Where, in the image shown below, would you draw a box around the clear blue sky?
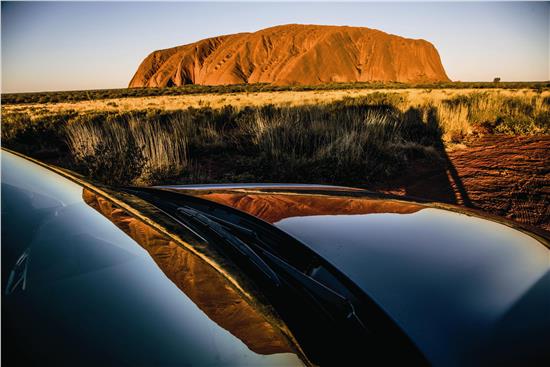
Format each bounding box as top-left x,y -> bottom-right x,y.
2,1 -> 549,93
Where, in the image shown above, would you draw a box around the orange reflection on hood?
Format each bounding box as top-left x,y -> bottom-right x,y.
82,189 -> 297,356
193,192 -> 424,223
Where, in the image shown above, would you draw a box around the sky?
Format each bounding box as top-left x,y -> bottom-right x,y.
1,1 -> 549,93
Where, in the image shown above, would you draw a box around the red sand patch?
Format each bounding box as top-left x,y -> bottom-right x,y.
372,135 -> 550,232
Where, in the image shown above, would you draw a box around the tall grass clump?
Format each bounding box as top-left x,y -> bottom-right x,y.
435,103 -> 471,142
65,115 -> 190,185
128,116 -> 189,183
236,104 -> 440,182
65,118 -> 145,185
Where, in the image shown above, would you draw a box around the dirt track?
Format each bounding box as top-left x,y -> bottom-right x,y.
373,135 -> 550,232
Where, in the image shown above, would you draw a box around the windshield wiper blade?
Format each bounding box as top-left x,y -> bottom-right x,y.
200,212 -> 259,239
177,206 -> 281,287
126,188 -> 367,332
259,248 -> 366,329
181,206 -> 367,331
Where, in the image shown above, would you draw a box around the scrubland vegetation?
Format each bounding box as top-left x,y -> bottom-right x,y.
2,88 -> 549,186
2,81 -> 547,105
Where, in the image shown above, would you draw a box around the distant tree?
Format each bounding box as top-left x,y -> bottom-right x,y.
493,77 -> 501,83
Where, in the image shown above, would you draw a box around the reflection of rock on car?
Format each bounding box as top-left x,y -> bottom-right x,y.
2,149 -> 549,366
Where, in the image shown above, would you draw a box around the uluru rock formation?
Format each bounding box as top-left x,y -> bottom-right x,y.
191,192 -> 423,224
129,24 -> 450,87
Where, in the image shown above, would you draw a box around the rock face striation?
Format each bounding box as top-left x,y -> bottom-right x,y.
129,24 -> 450,87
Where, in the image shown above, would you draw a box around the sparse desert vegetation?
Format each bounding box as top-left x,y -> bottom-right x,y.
2,81 -> 547,105
2,87 -> 549,230
2,98 -> 438,184
3,87 -> 548,141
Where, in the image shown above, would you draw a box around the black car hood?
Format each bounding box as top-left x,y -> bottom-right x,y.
1,151 -> 305,366
170,187 -> 550,366
274,206 -> 550,366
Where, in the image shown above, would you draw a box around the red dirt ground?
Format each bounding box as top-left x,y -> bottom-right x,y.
372,135 -> 550,233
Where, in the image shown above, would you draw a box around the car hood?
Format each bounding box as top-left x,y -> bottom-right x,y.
2,152 -> 305,366
276,207 -> 550,366
182,189 -> 550,366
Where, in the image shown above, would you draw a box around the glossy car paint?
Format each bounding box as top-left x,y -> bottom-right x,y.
167,186 -> 550,366
1,151 -> 304,366
276,209 -> 550,366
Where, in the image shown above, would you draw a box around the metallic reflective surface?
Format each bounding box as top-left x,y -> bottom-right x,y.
5,153 -> 550,366
82,189 -> 300,356
183,189 -> 550,366
1,151 -> 304,366
276,209 -> 550,366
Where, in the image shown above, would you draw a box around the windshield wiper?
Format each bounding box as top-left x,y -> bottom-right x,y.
178,207 -> 366,333
121,187 -> 281,287
258,248 -> 367,331
125,188 -> 368,334
176,206 -> 282,287
200,212 -> 260,240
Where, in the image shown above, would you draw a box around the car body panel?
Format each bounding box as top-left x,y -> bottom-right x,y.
1,151 -> 305,366
164,186 -> 550,366
275,208 -> 550,366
